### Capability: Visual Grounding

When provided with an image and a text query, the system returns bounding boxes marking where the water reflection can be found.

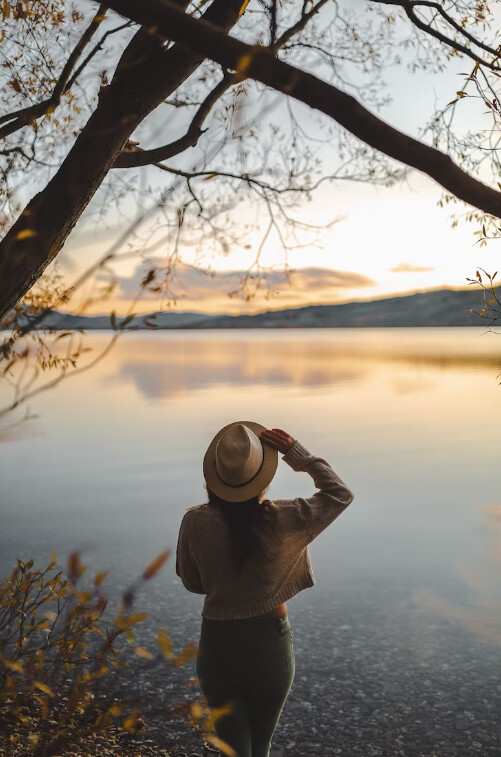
[1,327,501,654]
[103,328,501,400]
[416,502,501,647]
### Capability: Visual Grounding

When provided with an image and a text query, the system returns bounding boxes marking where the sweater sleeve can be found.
[278,440,354,544]
[175,511,206,595]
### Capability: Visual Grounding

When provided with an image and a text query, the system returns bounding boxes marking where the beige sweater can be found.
[175,440,354,620]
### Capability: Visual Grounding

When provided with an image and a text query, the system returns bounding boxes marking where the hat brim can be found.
[203,421,278,503]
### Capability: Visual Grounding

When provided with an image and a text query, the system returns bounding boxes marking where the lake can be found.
[1,328,501,755]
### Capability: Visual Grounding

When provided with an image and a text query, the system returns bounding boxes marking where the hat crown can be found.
[215,424,264,487]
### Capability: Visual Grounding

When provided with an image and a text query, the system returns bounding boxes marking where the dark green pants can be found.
[196,615,295,757]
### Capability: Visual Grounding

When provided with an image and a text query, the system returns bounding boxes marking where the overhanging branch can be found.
[113,72,232,167]
[101,0,501,219]
[113,0,329,168]
[0,5,108,140]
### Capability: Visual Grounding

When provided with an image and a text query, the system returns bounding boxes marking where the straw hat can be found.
[203,421,278,502]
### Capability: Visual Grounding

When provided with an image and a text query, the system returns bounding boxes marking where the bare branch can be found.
[66,20,134,92]
[113,72,232,167]
[369,0,501,70]
[0,5,108,140]
[104,0,501,219]
[113,0,329,168]
[271,0,329,52]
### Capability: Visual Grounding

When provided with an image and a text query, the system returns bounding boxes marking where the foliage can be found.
[0,550,224,757]
[466,267,501,329]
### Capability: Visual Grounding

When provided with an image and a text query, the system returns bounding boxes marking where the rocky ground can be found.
[2,562,501,756]
[92,586,501,757]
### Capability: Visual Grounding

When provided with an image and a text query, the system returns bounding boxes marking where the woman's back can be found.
[176,424,354,757]
[176,440,354,621]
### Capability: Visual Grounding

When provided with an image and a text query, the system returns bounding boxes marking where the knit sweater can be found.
[175,440,354,620]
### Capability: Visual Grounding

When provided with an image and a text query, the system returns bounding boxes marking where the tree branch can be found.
[0,5,108,140]
[66,20,133,92]
[103,0,501,219]
[0,0,246,324]
[113,72,231,167]
[369,0,501,70]
[113,0,329,168]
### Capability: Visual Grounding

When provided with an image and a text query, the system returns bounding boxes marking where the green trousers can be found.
[196,615,295,757]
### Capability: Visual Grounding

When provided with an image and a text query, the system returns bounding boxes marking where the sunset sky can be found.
[53,1,501,317]
[60,171,500,316]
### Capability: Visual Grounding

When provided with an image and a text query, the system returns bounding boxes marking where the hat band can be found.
[215,448,265,489]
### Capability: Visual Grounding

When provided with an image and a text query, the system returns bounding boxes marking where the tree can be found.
[2,0,501,325]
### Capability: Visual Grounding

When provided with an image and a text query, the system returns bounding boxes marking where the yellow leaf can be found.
[173,641,198,667]
[94,571,108,587]
[157,627,174,659]
[4,660,23,673]
[236,53,253,77]
[134,646,153,659]
[122,711,140,732]
[206,735,237,757]
[115,612,148,629]
[15,229,37,240]
[47,551,57,570]
[190,702,204,720]
[238,0,250,16]
[33,682,55,697]
[142,550,170,580]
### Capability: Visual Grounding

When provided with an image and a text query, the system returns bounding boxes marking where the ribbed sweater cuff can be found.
[282,440,312,470]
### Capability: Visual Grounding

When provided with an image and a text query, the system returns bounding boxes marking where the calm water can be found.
[1,328,501,753]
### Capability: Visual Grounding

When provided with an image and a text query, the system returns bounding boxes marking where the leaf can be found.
[173,641,198,667]
[15,229,37,240]
[120,313,135,329]
[238,0,250,16]
[141,270,156,287]
[203,172,220,181]
[33,682,55,698]
[94,571,108,587]
[158,627,174,659]
[122,711,140,732]
[115,611,148,629]
[142,550,170,580]
[134,646,154,659]
[206,735,237,757]
[190,702,204,720]
[4,660,23,673]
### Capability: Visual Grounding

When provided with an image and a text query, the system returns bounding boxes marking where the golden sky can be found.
[61,172,499,316]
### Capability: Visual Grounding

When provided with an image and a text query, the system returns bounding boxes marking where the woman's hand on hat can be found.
[260,428,295,454]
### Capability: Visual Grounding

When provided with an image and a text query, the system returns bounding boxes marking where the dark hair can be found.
[206,487,279,572]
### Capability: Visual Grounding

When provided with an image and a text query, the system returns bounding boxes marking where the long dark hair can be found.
[206,487,279,572]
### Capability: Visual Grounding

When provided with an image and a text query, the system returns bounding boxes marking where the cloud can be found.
[105,262,375,314]
[389,262,435,273]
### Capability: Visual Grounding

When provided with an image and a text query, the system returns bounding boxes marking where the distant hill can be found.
[5,287,498,330]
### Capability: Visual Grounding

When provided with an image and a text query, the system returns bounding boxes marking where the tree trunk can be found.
[0,0,243,323]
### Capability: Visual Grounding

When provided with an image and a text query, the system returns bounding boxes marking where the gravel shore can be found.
[99,583,501,757]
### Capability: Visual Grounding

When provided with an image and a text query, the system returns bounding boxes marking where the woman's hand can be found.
[260,428,295,454]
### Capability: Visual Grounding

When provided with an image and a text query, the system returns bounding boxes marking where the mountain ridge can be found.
[6,287,498,330]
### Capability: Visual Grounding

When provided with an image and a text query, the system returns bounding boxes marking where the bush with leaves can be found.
[0,550,227,757]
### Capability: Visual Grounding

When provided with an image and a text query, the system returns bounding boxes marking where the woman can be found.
[176,422,354,757]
